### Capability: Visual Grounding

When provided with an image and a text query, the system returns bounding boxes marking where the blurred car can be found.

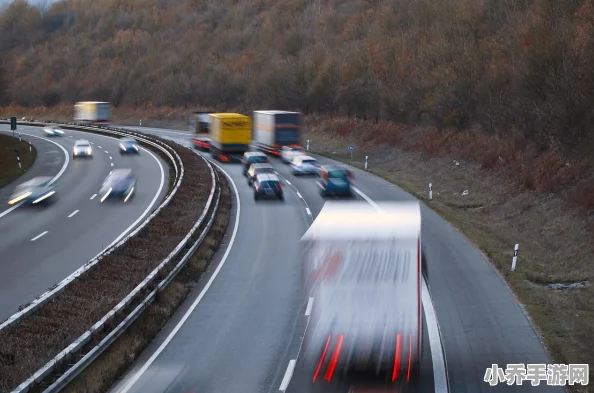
[191,137,211,151]
[73,139,93,158]
[242,151,269,175]
[253,174,283,201]
[317,164,354,197]
[280,145,305,164]
[43,125,64,136]
[290,155,319,176]
[99,168,136,203]
[119,137,140,154]
[247,163,275,186]
[8,176,56,206]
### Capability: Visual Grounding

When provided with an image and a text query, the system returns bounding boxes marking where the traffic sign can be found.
[348,146,354,150]
[10,116,16,131]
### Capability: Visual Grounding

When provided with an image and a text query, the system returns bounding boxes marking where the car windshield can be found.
[255,168,274,175]
[302,160,317,165]
[76,142,90,147]
[122,138,137,144]
[249,156,267,163]
[328,169,348,178]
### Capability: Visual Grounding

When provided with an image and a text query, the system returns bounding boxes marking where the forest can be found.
[0,0,593,153]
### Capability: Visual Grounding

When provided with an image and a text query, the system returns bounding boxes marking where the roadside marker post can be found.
[348,145,354,161]
[429,183,433,200]
[511,244,519,272]
[306,140,310,151]
[10,116,16,138]
[365,156,368,170]
[140,119,142,126]
[29,142,32,152]
[19,133,21,142]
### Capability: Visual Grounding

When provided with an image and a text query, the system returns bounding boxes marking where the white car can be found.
[43,125,64,136]
[291,155,320,176]
[281,145,305,164]
[73,139,93,158]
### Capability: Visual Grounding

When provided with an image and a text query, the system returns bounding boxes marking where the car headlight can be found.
[120,143,126,150]
[87,148,92,154]
[74,150,78,155]
[8,192,32,205]
[133,144,139,151]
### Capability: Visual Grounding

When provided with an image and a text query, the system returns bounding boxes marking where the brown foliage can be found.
[0,0,592,151]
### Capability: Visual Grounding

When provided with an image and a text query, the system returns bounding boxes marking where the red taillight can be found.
[407,333,413,382]
[348,170,354,180]
[221,155,229,162]
[392,333,402,381]
[313,335,332,382]
[325,334,344,382]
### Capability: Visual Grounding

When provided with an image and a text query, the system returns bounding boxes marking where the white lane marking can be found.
[68,210,79,218]
[286,180,292,185]
[305,296,314,316]
[109,156,112,160]
[113,159,240,393]
[352,186,449,393]
[31,231,48,241]
[90,194,97,200]
[98,146,102,149]
[111,163,114,166]
[105,150,109,153]
[0,131,70,219]
[305,207,311,216]
[68,136,73,138]
[279,359,297,392]
[296,191,303,199]
[90,142,94,144]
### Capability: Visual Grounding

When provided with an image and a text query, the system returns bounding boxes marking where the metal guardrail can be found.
[0,121,222,392]
[0,121,183,333]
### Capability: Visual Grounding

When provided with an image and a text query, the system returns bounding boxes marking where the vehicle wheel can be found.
[120,150,123,155]
[254,194,259,201]
[279,195,284,202]
[421,249,428,280]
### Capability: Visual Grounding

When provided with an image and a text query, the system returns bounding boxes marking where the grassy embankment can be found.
[0,133,36,187]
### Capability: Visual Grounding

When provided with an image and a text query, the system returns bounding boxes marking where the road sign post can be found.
[348,145,354,160]
[11,116,16,138]
[365,156,368,170]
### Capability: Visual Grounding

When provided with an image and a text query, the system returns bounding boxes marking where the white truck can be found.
[252,110,302,157]
[300,201,426,386]
[73,101,111,125]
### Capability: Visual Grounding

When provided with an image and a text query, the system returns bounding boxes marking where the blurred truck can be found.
[252,110,302,157]
[73,101,111,125]
[208,113,251,162]
[190,111,212,151]
[300,201,425,386]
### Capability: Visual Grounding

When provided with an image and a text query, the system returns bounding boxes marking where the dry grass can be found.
[304,117,593,393]
[0,139,213,393]
[0,133,36,187]
[60,168,231,393]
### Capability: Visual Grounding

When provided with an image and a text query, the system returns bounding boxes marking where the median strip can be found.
[0,123,221,393]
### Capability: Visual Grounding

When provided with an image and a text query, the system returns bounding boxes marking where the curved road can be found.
[0,125,169,322]
[109,126,563,393]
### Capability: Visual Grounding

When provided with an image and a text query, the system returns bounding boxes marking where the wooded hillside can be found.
[1,0,593,151]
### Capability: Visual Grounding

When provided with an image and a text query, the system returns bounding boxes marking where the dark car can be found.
[253,174,283,201]
[247,163,275,186]
[99,168,136,202]
[119,137,140,154]
[317,165,354,197]
[242,152,269,175]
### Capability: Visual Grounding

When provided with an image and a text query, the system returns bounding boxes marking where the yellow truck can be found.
[208,113,251,162]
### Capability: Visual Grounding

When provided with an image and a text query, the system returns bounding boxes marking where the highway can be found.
[109,126,563,393]
[0,125,169,322]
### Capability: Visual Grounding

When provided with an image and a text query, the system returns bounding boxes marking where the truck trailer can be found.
[208,113,251,162]
[300,201,425,387]
[73,101,111,125]
[252,110,302,157]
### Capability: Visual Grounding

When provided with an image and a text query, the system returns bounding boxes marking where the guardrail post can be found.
[365,156,368,170]
[429,183,433,200]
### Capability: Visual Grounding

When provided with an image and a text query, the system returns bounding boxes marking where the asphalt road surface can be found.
[0,125,169,322]
[109,127,564,393]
